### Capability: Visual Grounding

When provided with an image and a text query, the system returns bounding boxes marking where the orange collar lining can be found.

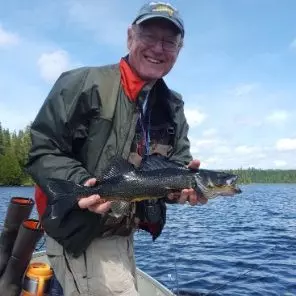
[119,58,147,101]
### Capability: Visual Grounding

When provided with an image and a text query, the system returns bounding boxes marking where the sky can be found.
[1,0,296,170]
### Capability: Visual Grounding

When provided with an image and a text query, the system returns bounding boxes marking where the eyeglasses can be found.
[135,31,181,52]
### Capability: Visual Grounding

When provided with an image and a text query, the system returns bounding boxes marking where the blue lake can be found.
[0,184,295,295]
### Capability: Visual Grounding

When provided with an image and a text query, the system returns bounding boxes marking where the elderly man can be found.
[26,2,207,295]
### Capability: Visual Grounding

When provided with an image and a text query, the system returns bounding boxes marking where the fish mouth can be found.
[224,175,242,195]
[226,176,241,191]
[234,186,242,194]
[194,172,242,199]
[217,186,241,197]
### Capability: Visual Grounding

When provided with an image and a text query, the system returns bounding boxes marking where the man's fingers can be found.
[78,195,101,209]
[188,190,198,206]
[179,189,189,204]
[79,178,111,214]
[89,201,112,214]
[178,188,208,206]
[78,195,111,214]
[167,192,181,200]
[196,194,208,204]
[187,159,201,169]
[84,178,97,187]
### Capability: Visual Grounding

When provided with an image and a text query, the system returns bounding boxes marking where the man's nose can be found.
[151,39,164,53]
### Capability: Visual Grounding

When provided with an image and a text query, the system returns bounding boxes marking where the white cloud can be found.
[185,108,207,127]
[233,145,267,160]
[202,157,221,168]
[37,50,72,83]
[234,116,262,127]
[189,137,220,154]
[202,128,217,137]
[276,138,296,151]
[189,136,296,169]
[0,24,20,47]
[234,145,259,155]
[266,110,289,124]
[191,138,219,148]
[214,146,231,155]
[231,83,258,97]
[273,160,287,168]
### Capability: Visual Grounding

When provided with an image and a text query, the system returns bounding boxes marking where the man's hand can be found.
[167,159,208,206]
[77,178,111,214]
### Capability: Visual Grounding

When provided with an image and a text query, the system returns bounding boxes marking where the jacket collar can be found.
[118,56,184,115]
[119,57,146,101]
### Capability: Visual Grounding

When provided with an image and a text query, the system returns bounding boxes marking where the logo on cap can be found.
[150,2,177,17]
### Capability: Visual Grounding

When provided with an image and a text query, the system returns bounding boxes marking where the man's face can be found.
[127,19,182,81]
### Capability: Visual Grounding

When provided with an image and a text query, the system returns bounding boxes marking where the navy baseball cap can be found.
[132,2,185,37]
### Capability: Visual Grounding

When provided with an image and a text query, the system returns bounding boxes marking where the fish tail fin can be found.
[46,178,84,200]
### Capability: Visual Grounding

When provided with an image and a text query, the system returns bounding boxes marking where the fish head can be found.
[195,170,242,199]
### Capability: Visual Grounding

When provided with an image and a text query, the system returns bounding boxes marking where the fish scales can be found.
[87,168,196,201]
[46,155,242,218]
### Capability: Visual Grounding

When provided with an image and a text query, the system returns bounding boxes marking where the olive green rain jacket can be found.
[26,61,192,257]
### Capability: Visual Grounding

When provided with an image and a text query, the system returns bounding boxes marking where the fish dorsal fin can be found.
[139,155,187,171]
[101,157,135,180]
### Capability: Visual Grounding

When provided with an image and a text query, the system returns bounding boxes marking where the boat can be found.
[0,197,176,296]
[31,250,175,296]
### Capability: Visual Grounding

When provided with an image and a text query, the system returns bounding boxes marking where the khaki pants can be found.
[46,234,139,296]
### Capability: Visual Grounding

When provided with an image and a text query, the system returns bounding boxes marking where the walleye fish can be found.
[46,155,242,217]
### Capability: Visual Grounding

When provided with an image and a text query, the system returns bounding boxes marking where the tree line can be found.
[0,122,296,186]
[0,122,33,185]
[226,168,296,184]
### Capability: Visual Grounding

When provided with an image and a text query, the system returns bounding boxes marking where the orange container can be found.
[21,262,53,296]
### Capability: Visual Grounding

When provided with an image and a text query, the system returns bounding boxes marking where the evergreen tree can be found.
[0,149,22,185]
[0,123,4,155]
[2,128,11,149]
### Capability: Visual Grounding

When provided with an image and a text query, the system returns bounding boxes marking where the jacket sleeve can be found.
[25,68,103,257]
[26,67,97,192]
[169,92,193,166]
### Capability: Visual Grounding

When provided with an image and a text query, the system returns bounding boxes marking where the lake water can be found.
[0,184,295,295]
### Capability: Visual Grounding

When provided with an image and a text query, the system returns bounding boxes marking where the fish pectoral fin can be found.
[110,200,130,218]
[109,210,122,218]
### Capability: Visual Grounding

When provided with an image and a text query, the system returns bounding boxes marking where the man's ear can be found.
[127,26,133,50]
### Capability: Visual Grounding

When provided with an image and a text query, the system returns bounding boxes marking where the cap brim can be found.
[135,14,184,36]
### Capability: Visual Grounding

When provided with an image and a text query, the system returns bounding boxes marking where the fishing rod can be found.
[167,221,181,296]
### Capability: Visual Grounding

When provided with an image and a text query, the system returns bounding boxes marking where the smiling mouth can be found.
[144,56,163,64]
